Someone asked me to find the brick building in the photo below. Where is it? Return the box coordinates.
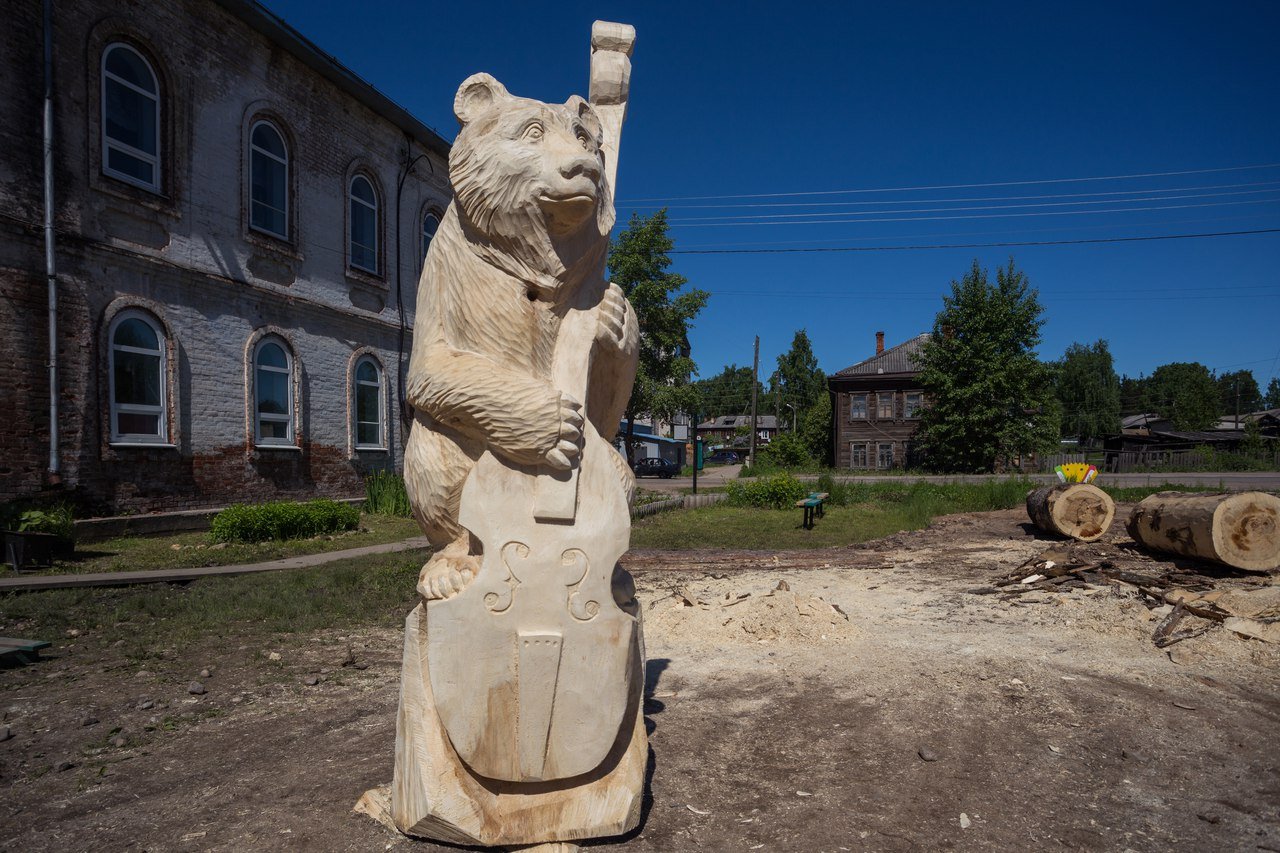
[829,332,929,469]
[1,0,452,514]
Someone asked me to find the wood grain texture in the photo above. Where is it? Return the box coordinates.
[1025,483,1115,542]
[1126,491,1280,572]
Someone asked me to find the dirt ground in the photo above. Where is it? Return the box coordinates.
[3,506,1278,852]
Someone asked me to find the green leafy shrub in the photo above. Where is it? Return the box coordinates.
[3,504,75,539]
[364,470,412,517]
[725,473,808,509]
[210,499,360,543]
[760,432,814,468]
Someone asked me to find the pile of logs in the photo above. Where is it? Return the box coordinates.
[1026,486,1280,574]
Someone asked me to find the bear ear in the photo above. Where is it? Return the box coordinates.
[454,73,510,125]
[566,95,603,143]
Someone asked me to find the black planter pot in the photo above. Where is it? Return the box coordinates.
[4,530,73,571]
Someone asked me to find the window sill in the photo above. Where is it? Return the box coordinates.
[255,444,302,452]
[110,442,177,449]
[354,446,388,453]
[345,268,388,290]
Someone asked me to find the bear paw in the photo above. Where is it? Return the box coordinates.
[418,551,480,601]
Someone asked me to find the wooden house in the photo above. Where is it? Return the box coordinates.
[828,332,929,469]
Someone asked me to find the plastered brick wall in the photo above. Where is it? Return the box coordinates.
[0,0,453,514]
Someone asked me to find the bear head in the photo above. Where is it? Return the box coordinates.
[449,73,615,297]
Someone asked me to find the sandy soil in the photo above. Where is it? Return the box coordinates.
[2,507,1278,852]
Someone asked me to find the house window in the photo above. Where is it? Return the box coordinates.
[849,442,869,469]
[353,356,384,449]
[249,120,288,239]
[905,392,923,419]
[253,338,294,445]
[422,211,440,260]
[101,44,160,190]
[877,442,894,469]
[109,311,166,442]
[877,392,895,420]
[349,175,379,274]
[849,393,868,419]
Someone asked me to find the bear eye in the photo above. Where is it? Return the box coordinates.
[577,131,592,150]
[522,122,544,141]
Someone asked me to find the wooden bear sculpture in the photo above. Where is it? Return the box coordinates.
[374,23,646,851]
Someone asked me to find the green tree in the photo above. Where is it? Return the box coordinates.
[915,259,1060,473]
[1143,362,1219,430]
[608,210,709,457]
[769,330,827,423]
[1119,374,1147,415]
[797,392,832,465]
[1216,369,1263,419]
[759,430,813,467]
[1055,340,1121,444]
[692,364,760,417]
[1266,377,1280,409]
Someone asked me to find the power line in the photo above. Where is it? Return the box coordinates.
[668,227,1280,254]
[667,188,1280,223]
[620,163,1280,203]
[627,180,1280,211]
[670,198,1280,228]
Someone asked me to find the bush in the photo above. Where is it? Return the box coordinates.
[364,470,412,517]
[210,499,360,543]
[725,473,808,509]
[759,432,814,468]
[13,505,75,540]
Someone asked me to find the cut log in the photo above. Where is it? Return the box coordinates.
[1025,483,1116,542]
[1126,491,1280,572]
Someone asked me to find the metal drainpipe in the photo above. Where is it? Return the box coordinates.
[43,0,60,484]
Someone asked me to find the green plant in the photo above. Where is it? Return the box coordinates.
[725,472,807,509]
[14,506,75,540]
[364,470,412,517]
[760,431,814,468]
[210,499,360,544]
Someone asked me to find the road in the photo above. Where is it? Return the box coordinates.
[642,466,1280,494]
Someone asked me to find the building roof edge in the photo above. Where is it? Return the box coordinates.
[213,0,452,159]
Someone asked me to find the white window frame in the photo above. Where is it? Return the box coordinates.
[876,391,895,420]
[349,175,379,275]
[422,210,441,264]
[101,43,160,192]
[905,391,924,419]
[849,442,869,469]
[249,120,289,240]
[353,355,385,451]
[877,442,895,470]
[108,310,167,443]
[253,337,295,447]
[849,393,868,420]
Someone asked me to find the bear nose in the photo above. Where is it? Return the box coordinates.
[560,154,600,182]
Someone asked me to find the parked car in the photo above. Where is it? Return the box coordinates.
[632,457,680,479]
[705,450,741,465]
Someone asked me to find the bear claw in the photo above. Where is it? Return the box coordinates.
[419,554,480,601]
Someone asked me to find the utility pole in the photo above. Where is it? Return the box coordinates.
[691,408,699,495]
[748,335,759,468]
[1236,377,1241,428]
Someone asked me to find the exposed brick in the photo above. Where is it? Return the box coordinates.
[0,0,452,514]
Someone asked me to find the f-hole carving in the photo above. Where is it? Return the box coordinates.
[562,548,599,621]
[484,542,526,613]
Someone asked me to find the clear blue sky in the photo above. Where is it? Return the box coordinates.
[263,0,1280,392]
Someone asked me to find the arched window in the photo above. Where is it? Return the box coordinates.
[253,337,294,445]
[249,120,288,239]
[422,210,440,261]
[353,356,384,449]
[109,310,166,442]
[102,44,160,190]
[349,175,379,274]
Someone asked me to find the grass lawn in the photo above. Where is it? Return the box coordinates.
[1,548,429,657]
[41,514,423,576]
[632,504,927,550]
